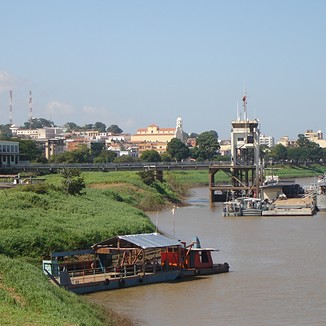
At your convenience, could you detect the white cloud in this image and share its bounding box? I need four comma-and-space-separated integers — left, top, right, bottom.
46, 101, 75, 115
0, 71, 16, 93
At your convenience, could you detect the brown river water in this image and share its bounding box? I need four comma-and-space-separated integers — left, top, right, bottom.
87, 178, 326, 326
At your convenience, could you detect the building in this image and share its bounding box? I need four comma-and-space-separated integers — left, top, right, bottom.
36, 138, 66, 160
277, 136, 291, 147
131, 117, 184, 155
305, 129, 323, 142
37, 127, 64, 139
15, 129, 38, 139
260, 135, 274, 148
65, 138, 91, 151
230, 119, 260, 165
304, 129, 326, 148
0, 140, 19, 166
219, 140, 231, 157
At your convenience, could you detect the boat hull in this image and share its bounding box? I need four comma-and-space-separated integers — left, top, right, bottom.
63, 270, 181, 294
180, 263, 230, 277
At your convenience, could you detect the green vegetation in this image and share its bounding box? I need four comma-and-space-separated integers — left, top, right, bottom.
265, 164, 326, 179
0, 170, 186, 325
1, 165, 325, 325
0, 254, 128, 326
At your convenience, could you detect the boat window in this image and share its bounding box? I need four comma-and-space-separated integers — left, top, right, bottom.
201, 251, 209, 263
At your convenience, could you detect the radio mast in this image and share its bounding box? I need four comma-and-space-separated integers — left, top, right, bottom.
29, 90, 32, 129
9, 90, 13, 125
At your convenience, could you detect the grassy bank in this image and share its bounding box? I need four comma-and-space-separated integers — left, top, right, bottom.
1, 165, 325, 325
0, 255, 134, 326
0, 171, 186, 325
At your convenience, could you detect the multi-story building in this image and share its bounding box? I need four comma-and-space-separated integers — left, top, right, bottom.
15, 129, 38, 139
0, 140, 19, 166
305, 129, 323, 142
65, 138, 91, 151
260, 135, 274, 148
277, 136, 291, 147
131, 117, 184, 155
36, 138, 66, 160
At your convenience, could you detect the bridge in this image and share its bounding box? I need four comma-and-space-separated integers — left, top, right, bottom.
0, 161, 260, 203
0, 161, 217, 173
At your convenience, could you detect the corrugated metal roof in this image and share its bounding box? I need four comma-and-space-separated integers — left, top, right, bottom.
118, 233, 181, 249
93, 233, 182, 249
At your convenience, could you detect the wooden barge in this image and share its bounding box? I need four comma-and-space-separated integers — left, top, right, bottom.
42, 233, 229, 294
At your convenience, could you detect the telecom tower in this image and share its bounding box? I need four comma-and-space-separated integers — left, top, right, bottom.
29, 91, 32, 129
9, 90, 13, 125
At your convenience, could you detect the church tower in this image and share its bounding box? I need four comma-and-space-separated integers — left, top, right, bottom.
175, 116, 184, 141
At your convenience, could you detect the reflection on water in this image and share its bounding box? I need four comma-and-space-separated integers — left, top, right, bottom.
87, 182, 326, 326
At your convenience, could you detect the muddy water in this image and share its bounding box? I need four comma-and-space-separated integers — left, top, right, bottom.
87, 180, 326, 326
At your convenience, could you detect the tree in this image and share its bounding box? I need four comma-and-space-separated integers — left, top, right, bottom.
114, 155, 138, 163
166, 138, 190, 161
0, 124, 13, 139
90, 142, 105, 158
94, 122, 107, 133
140, 150, 162, 162
59, 168, 85, 195
138, 170, 156, 186
194, 131, 220, 160
82, 124, 94, 130
93, 150, 117, 163
107, 125, 123, 134
160, 152, 172, 162
23, 118, 54, 129
188, 132, 199, 138
270, 144, 288, 162
64, 122, 80, 131
18, 139, 44, 162
50, 145, 91, 163
296, 134, 310, 147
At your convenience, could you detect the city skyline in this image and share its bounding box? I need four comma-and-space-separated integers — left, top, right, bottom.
0, 1, 325, 141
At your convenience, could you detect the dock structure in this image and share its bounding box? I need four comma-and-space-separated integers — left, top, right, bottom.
209, 95, 261, 202
209, 163, 259, 202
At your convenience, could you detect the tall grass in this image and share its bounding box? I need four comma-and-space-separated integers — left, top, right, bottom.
0, 254, 131, 326
0, 187, 155, 261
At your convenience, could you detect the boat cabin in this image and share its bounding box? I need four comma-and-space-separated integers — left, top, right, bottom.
92, 233, 182, 272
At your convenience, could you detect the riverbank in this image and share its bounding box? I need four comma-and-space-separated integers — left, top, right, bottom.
1, 166, 325, 325
0, 171, 186, 325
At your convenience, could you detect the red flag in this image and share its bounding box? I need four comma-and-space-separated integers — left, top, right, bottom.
242, 96, 246, 102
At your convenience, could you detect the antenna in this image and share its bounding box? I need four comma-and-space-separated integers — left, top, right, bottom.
242, 90, 247, 121
9, 90, 13, 125
29, 90, 32, 129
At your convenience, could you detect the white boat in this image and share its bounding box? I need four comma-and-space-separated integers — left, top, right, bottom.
223, 197, 268, 216
223, 200, 242, 216
240, 197, 268, 216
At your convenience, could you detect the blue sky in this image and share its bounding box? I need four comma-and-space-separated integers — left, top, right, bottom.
0, 0, 325, 140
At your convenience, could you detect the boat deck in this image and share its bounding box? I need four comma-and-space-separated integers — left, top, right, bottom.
272, 196, 315, 209
64, 271, 146, 285
262, 195, 316, 216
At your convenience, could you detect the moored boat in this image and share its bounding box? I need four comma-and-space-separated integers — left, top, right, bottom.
43, 233, 182, 294
223, 200, 242, 216
42, 233, 229, 294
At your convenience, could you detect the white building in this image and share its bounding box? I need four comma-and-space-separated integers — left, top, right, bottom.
260, 135, 274, 148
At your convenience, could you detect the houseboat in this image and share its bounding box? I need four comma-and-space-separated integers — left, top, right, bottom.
43, 233, 182, 294
42, 233, 229, 294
